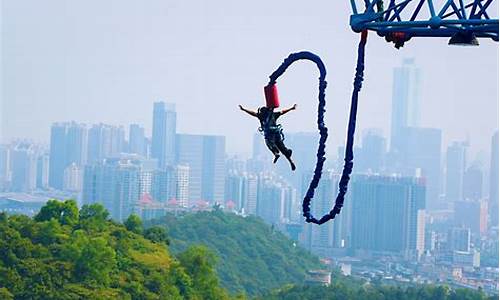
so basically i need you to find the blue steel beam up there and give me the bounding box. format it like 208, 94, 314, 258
350, 0, 498, 44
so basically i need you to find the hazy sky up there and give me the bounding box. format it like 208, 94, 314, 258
1, 0, 498, 160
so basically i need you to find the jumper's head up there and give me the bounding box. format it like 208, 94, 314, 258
258, 106, 273, 115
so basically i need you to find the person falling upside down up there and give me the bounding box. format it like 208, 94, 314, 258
239, 104, 297, 171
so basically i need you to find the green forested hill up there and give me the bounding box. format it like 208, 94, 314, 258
146, 209, 322, 296
0, 200, 232, 300
2, 200, 492, 300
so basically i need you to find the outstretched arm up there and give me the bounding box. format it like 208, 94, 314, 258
239, 105, 258, 117
280, 104, 297, 115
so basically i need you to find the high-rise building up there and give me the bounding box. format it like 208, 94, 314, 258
139, 170, 154, 196
151, 167, 176, 203
82, 158, 141, 221
176, 134, 225, 204
357, 129, 386, 173
129, 124, 146, 156
63, 162, 83, 192
175, 165, 190, 207
282, 185, 298, 223
463, 164, 483, 201
454, 200, 488, 236
252, 132, 269, 160
245, 175, 258, 215
398, 127, 442, 209
489, 131, 499, 226
305, 171, 339, 256
49, 124, 67, 189
66, 123, 88, 167
390, 58, 421, 153
10, 142, 38, 192
225, 156, 247, 174
256, 176, 285, 225
152, 102, 176, 168
277, 132, 317, 190
87, 123, 125, 163
350, 175, 426, 257
49, 122, 87, 190
225, 171, 247, 211
448, 227, 471, 252
446, 141, 467, 204
416, 210, 426, 258
36, 152, 49, 190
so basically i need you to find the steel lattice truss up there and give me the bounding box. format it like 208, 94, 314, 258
350, 0, 498, 44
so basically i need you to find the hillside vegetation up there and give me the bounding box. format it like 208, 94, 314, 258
0, 200, 232, 299
258, 283, 496, 300
146, 209, 321, 295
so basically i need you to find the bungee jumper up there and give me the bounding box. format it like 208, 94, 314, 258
241, 32, 368, 225
239, 103, 297, 171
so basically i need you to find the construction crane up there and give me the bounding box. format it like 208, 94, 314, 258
350, 0, 498, 47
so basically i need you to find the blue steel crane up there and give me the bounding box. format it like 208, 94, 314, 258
350, 0, 498, 47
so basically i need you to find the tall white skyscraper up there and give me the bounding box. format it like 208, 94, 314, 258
175, 164, 190, 207
245, 175, 258, 215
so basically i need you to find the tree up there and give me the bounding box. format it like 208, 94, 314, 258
34, 200, 63, 222
0, 287, 13, 300
124, 214, 143, 234
178, 245, 230, 300
75, 237, 117, 286
143, 226, 170, 245
60, 200, 79, 226
78, 203, 110, 232
34, 199, 79, 226
79, 203, 109, 221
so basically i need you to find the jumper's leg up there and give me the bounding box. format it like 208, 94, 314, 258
265, 138, 280, 163
276, 139, 296, 171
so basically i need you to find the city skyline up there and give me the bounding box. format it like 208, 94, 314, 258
3, 100, 497, 211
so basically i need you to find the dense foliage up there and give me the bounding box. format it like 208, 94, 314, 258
259, 283, 497, 300
146, 209, 322, 295
1, 200, 496, 300
0, 200, 232, 299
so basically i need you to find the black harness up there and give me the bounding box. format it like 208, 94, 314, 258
258, 110, 283, 141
